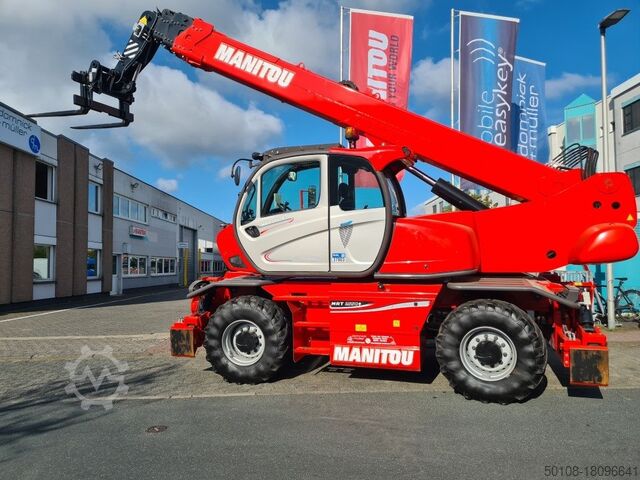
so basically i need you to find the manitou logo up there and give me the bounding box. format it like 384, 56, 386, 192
366, 30, 400, 101
332, 346, 414, 366
214, 43, 294, 88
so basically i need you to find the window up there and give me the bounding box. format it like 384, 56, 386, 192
240, 181, 257, 225
432, 205, 437, 214
122, 255, 147, 277
330, 157, 383, 211
566, 117, 581, 144
35, 161, 54, 201
623, 100, 640, 134
213, 260, 226, 273
200, 259, 212, 273
198, 239, 215, 253
261, 161, 321, 216
385, 176, 403, 216
113, 194, 147, 223
33, 245, 53, 281
151, 257, 176, 276
566, 114, 595, 144
150, 207, 177, 223
87, 249, 100, 278
626, 166, 640, 196
88, 182, 101, 213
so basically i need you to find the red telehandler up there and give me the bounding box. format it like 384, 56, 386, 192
32, 9, 639, 403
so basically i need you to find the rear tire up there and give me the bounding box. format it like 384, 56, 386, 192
205, 295, 289, 383
436, 299, 547, 404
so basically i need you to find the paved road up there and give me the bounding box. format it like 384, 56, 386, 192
2, 391, 639, 480
1, 288, 639, 479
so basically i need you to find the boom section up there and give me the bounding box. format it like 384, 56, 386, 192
168, 16, 575, 202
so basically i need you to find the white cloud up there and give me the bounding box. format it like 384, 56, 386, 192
155, 178, 179, 193
129, 64, 283, 168
410, 56, 457, 123
238, 0, 340, 78
0, 0, 283, 169
545, 73, 601, 100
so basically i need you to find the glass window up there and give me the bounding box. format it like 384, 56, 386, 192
581, 114, 595, 140
330, 157, 383, 211
120, 198, 130, 218
35, 162, 54, 201
122, 255, 148, 277
240, 181, 257, 225
33, 245, 53, 281
88, 182, 101, 213
385, 177, 402, 216
626, 166, 640, 196
566, 117, 581, 144
623, 100, 640, 134
150, 257, 176, 276
113, 196, 120, 216
261, 161, 321, 217
87, 249, 100, 278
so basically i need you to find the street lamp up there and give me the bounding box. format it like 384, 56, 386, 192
599, 8, 630, 330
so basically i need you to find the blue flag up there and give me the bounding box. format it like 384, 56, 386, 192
458, 12, 519, 190
511, 56, 548, 163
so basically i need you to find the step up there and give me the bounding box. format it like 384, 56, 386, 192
293, 321, 329, 329
294, 346, 330, 356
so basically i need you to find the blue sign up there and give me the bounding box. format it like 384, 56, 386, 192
29, 134, 41, 154
511, 57, 548, 163
458, 12, 519, 189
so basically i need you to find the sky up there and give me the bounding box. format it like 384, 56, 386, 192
1, 0, 638, 221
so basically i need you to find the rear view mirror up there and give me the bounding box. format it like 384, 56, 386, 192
287, 171, 297, 182
232, 165, 241, 186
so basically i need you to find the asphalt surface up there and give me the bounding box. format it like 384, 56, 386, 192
1, 288, 639, 479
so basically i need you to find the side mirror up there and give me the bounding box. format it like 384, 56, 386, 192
232, 165, 241, 186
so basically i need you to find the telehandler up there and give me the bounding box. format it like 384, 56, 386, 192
33, 8, 639, 403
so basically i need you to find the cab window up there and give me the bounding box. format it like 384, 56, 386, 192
240, 181, 257, 225
330, 157, 384, 211
261, 161, 321, 217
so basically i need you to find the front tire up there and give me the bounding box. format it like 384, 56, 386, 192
436, 299, 547, 404
205, 295, 289, 383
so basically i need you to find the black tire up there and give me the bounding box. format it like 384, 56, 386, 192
436, 299, 547, 404
204, 295, 289, 384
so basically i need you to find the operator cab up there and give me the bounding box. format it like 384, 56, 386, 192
233, 146, 405, 275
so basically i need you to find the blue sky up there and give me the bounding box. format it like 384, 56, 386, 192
2, 0, 638, 221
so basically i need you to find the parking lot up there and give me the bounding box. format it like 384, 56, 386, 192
1, 288, 639, 479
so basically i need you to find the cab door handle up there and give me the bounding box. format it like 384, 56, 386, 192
245, 226, 260, 238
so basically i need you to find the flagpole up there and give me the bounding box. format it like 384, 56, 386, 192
339, 6, 345, 145
450, 8, 456, 189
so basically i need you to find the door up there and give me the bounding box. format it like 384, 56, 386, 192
236, 155, 329, 272
110, 254, 122, 295
329, 156, 387, 273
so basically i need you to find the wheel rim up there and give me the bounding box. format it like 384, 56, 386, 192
221, 320, 265, 366
459, 326, 517, 381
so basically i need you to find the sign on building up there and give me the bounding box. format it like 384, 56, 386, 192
0, 103, 42, 155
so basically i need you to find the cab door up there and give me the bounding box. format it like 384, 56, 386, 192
328, 156, 387, 273
235, 155, 329, 273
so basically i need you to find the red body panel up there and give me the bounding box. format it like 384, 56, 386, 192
380, 215, 479, 275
